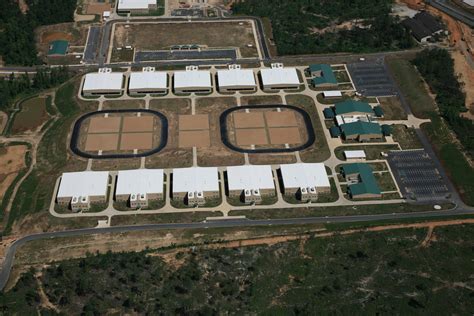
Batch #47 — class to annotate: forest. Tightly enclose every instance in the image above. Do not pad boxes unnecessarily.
[413,48,474,155]
[0,0,77,66]
[0,67,71,111]
[0,224,473,314]
[232,0,414,55]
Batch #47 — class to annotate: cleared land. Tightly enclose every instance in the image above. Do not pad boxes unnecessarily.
[236,128,268,145]
[85,133,118,151]
[11,97,50,134]
[179,130,211,148]
[122,116,154,132]
[112,21,258,59]
[268,127,301,144]
[0,145,28,200]
[120,133,153,150]
[178,114,209,130]
[233,112,265,128]
[88,116,121,133]
[378,97,408,120]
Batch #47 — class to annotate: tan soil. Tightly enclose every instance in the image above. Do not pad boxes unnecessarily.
[179,130,211,148]
[0,145,28,200]
[0,111,7,134]
[41,32,74,44]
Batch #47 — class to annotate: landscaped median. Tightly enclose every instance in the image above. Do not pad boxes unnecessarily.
[228,202,455,220]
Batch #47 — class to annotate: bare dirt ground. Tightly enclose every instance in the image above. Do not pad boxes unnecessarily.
[35,23,88,60]
[0,111,7,134]
[0,145,28,200]
[17,0,29,13]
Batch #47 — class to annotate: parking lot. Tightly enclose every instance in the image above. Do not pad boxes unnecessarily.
[83,26,101,63]
[387,150,450,201]
[171,9,204,17]
[347,60,397,96]
[135,49,237,62]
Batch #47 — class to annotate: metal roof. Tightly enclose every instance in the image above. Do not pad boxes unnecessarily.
[57,171,109,198]
[344,150,366,159]
[260,67,300,86]
[83,72,124,92]
[342,163,381,196]
[172,167,219,193]
[174,70,212,89]
[280,163,330,189]
[334,100,373,115]
[116,169,164,196]
[227,165,274,191]
[118,0,155,10]
[309,64,337,85]
[129,71,167,90]
[340,121,382,136]
[217,69,256,88]
[323,91,342,97]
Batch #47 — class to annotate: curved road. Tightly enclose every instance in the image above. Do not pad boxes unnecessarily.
[1,206,473,291]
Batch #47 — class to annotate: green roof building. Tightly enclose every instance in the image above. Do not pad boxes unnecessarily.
[48,40,69,56]
[340,121,383,141]
[334,100,373,116]
[341,163,381,199]
[308,64,337,86]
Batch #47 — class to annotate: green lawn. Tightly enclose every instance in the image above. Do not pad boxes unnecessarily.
[385,58,436,119]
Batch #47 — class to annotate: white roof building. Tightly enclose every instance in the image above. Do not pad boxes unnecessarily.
[344,150,366,160]
[128,70,167,91]
[217,68,256,89]
[57,171,109,199]
[322,91,342,98]
[82,70,124,93]
[173,167,219,194]
[260,66,300,87]
[174,69,212,90]
[118,0,156,10]
[227,165,274,191]
[116,169,164,196]
[280,163,330,189]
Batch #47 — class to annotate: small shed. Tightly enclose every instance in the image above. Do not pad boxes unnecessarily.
[373,105,384,118]
[330,126,341,138]
[344,150,366,161]
[381,124,393,136]
[323,108,335,119]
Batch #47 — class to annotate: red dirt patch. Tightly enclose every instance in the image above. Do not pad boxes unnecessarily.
[85,134,119,151]
[265,111,298,127]
[179,130,211,148]
[122,116,154,132]
[235,128,268,145]
[86,3,112,15]
[233,111,265,128]
[179,114,209,130]
[268,127,301,144]
[120,133,153,150]
[41,32,73,44]
[88,117,121,133]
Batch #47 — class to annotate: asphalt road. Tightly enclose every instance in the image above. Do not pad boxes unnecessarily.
[1,206,473,291]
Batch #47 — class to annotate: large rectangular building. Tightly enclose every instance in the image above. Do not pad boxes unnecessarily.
[82,69,124,97]
[57,171,109,211]
[280,163,330,202]
[172,167,219,206]
[341,163,381,199]
[117,0,157,13]
[115,169,164,209]
[174,66,212,94]
[217,65,257,93]
[260,63,300,91]
[128,68,168,96]
[340,121,383,142]
[226,165,275,204]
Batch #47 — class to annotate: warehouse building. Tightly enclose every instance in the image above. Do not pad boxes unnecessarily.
[117,0,157,13]
[174,66,212,94]
[260,63,300,91]
[128,67,168,96]
[226,165,275,204]
[57,171,109,212]
[341,163,381,199]
[335,100,374,116]
[216,65,257,93]
[307,64,338,87]
[280,163,330,202]
[340,121,383,142]
[172,167,219,206]
[48,40,69,57]
[115,169,164,209]
[402,11,444,43]
[82,68,124,97]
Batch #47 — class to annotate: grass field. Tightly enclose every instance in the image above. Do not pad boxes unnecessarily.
[112,21,258,58]
[334,144,400,160]
[5,79,95,234]
[286,95,330,162]
[378,97,408,120]
[2,223,473,313]
[10,97,50,134]
[391,125,423,150]
[110,211,223,226]
[386,57,436,119]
